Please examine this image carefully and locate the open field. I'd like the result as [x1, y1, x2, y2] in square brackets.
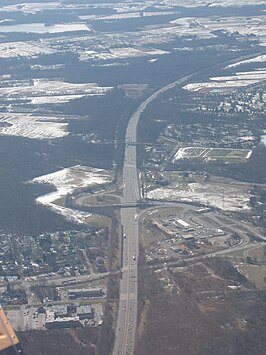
[238, 264, 266, 290]
[246, 245, 266, 263]
[173, 147, 252, 163]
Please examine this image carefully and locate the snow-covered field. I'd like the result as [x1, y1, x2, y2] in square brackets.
[80, 47, 169, 62]
[169, 14, 266, 45]
[0, 79, 113, 105]
[0, 23, 90, 34]
[0, 113, 68, 139]
[85, 11, 175, 21]
[226, 55, 266, 69]
[0, 2, 62, 13]
[35, 10, 264, 66]
[147, 182, 251, 211]
[197, 15, 266, 46]
[30, 165, 112, 223]
[0, 41, 54, 58]
[162, 0, 266, 7]
[30, 64, 65, 71]
[183, 70, 266, 93]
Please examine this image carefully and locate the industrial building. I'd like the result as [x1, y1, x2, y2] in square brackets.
[77, 305, 93, 320]
[68, 288, 104, 299]
[50, 305, 68, 317]
[176, 219, 190, 228]
[182, 234, 195, 241]
[45, 310, 81, 329]
[45, 317, 82, 329]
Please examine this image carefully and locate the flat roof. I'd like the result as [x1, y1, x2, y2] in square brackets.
[68, 288, 102, 293]
[77, 305, 92, 314]
[182, 234, 194, 240]
[176, 219, 190, 227]
[50, 305, 68, 315]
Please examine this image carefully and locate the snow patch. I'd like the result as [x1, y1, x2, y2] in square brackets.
[147, 183, 251, 212]
[30, 166, 112, 223]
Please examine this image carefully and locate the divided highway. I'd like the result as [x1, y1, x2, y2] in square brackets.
[112, 73, 197, 355]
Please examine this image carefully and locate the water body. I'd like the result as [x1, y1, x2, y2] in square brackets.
[0, 23, 90, 33]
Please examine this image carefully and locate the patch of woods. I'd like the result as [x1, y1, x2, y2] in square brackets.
[18, 327, 99, 355]
[135, 256, 266, 355]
